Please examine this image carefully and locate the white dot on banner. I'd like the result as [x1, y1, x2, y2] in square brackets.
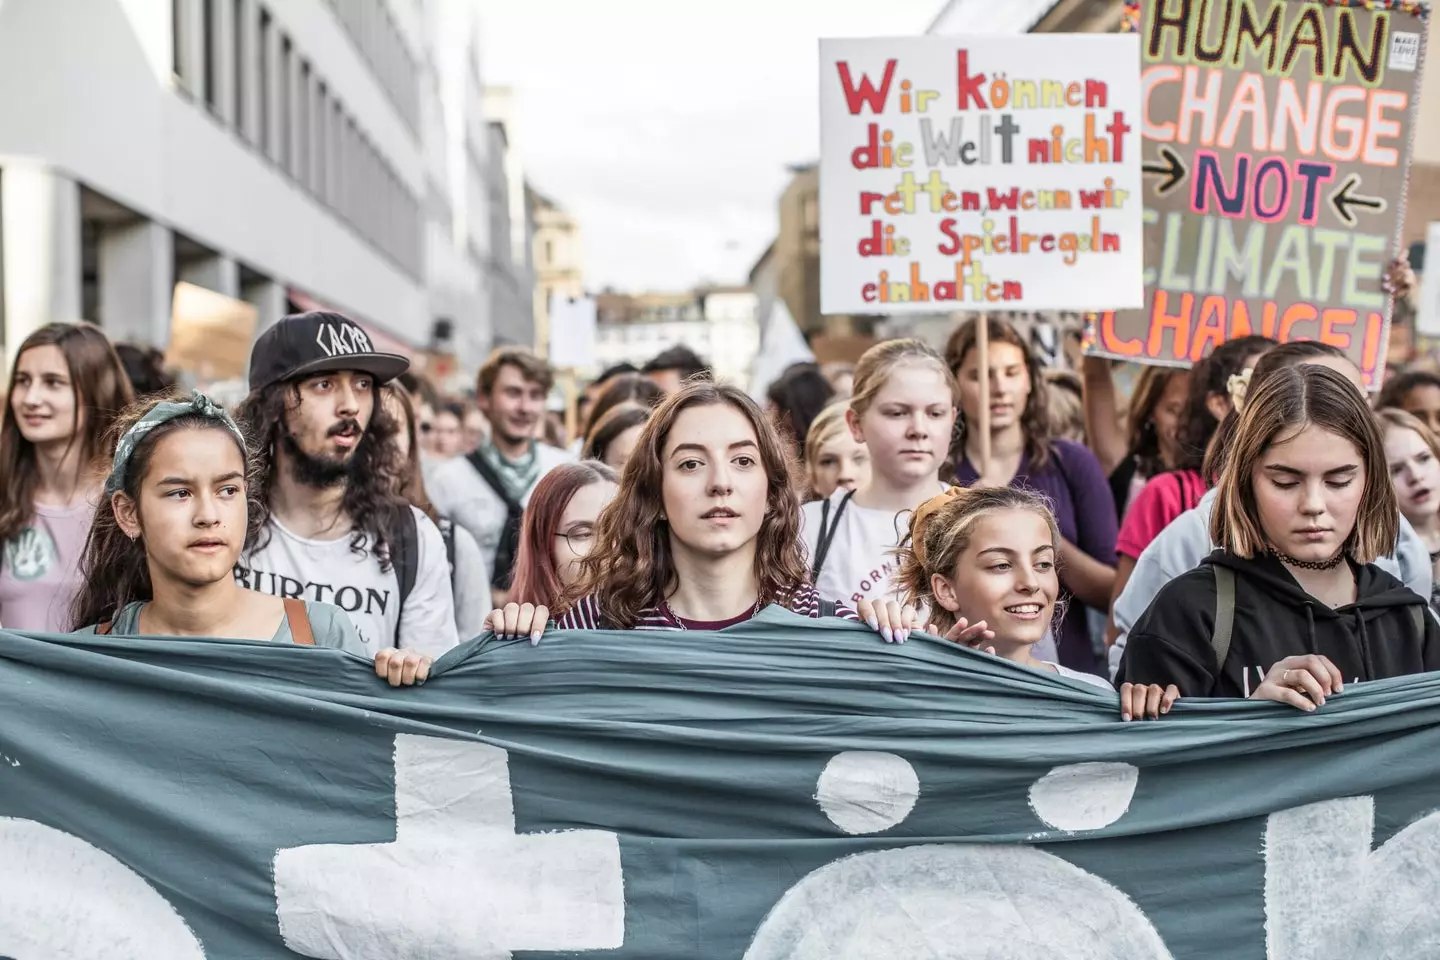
[815, 751, 920, 835]
[1028, 762, 1139, 832]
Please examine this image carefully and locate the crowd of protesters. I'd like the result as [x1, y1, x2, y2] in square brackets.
[2, 259, 1438, 716]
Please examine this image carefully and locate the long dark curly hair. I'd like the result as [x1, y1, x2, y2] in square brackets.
[237, 379, 411, 570]
[70, 395, 266, 629]
[565, 382, 810, 627]
[1174, 334, 1275, 472]
[944, 315, 1052, 470]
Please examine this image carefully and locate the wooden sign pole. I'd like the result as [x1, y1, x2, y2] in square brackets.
[975, 316, 992, 482]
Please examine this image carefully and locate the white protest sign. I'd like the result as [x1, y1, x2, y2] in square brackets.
[548, 294, 598, 370]
[1418, 222, 1440, 337]
[819, 35, 1144, 315]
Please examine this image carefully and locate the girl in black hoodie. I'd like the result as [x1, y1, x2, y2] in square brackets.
[1118, 364, 1440, 711]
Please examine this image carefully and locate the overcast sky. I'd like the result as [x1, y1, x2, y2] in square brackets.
[475, 0, 944, 293]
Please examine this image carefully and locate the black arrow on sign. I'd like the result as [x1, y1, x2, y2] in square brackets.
[1329, 174, 1386, 226]
[1141, 146, 1187, 195]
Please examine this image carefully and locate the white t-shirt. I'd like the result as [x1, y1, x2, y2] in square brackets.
[1046, 661, 1115, 691]
[425, 443, 573, 574]
[800, 491, 912, 607]
[235, 507, 459, 658]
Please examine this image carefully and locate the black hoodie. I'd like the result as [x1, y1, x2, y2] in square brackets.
[1118, 550, 1440, 698]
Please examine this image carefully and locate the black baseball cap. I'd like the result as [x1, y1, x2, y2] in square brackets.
[248, 311, 410, 393]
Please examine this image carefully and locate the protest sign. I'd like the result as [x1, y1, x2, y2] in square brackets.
[1087, 0, 1428, 386]
[5, 610, 1440, 958]
[1418, 221, 1440, 336]
[819, 35, 1145, 315]
[165, 282, 258, 383]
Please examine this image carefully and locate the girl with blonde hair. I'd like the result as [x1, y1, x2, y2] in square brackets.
[802, 339, 957, 611]
[895, 485, 1174, 719]
[803, 401, 870, 501]
[1378, 407, 1440, 617]
[946, 316, 1116, 675]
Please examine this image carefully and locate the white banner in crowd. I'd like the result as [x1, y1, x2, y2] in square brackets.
[549, 294, 598, 370]
[1419, 222, 1440, 338]
[819, 34, 1144, 315]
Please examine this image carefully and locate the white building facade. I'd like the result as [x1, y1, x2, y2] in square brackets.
[0, 0, 530, 369]
[593, 287, 760, 386]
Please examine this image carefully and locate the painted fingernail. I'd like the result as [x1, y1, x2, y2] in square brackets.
[1122, 713, 1131, 722]
[882, 627, 895, 643]
[867, 618, 879, 631]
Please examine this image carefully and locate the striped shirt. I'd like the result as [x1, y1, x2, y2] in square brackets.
[557, 586, 859, 630]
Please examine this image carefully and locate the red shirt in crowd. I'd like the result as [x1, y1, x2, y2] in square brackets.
[1115, 469, 1208, 561]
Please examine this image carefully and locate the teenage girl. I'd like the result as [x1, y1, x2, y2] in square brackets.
[1119, 365, 1440, 708]
[803, 401, 870, 502]
[0, 322, 134, 632]
[1378, 408, 1440, 618]
[947, 316, 1116, 674]
[69, 393, 429, 686]
[507, 461, 620, 615]
[895, 485, 1176, 720]
[488, 382, 914, 642]
[802, 339, 957, 612]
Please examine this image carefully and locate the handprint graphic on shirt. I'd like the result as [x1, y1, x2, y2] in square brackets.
[5, 527, 55, 582]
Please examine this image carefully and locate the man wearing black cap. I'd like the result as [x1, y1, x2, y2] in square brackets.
[234, 311, 458, 656]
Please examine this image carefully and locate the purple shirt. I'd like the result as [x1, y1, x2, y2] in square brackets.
[953, 438, 1118, 674]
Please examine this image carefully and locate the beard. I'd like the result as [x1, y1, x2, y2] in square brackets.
[281, 421, 364, 489]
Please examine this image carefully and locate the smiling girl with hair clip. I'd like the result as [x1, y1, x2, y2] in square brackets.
[895, 485, 1176, 720]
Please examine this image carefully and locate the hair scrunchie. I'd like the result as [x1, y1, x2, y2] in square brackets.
[1227, 368, 1254, 414]
[909, 486, 967, 570]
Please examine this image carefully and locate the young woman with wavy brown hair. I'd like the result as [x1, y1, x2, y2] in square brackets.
[486, 382, 914, 642]
[0, 322, 133, 631]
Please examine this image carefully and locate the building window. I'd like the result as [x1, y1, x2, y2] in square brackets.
[202, 0, 217, 110]
[257, 9, 271, 153]
[278, 36, 291, 172]
[297, 61, 311, 186]
[232, 0, 244, 129]
[316, 84, 329, 201]
[172, 0, 185, 79]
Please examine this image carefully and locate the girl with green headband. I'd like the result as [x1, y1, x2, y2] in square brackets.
[69, 392, 431, 687]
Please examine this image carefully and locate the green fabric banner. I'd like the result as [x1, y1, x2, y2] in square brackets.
[2, 605, 1439, 958]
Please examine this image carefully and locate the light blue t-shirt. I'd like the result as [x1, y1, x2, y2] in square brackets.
[74, 599, 367, 657]
[1109, 488, 1434, 679]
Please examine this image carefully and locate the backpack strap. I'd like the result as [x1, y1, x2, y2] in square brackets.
[438, 517, 458, 587]
[465, 450, 526, 589]
[391, 510, 419, 648]
[811, 490, 856, 579]
[1211, 564, 1236, 672]
[1410, 602, 1425, 640]
[284, 598, 315, 646]
[818, 598, 838, 618]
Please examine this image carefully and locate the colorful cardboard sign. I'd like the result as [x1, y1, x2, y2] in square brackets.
[1087, 0, 1429, 386]
[819, 35, 1146, 315]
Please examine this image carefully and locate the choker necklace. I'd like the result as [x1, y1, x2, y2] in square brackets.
[1430, 548, 1440, 563]
[1270, 548, 1347, 571]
